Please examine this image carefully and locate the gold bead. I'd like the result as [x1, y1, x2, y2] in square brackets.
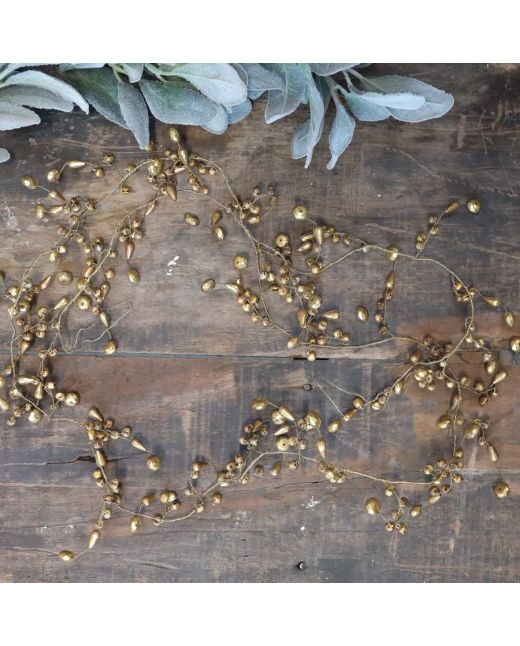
[130, 516, 141, 533]
[68, 160, 86, 169]
[28, 408, 43, 424]
[76, 294, 92, 311]
[212, 492, 223, 505]
[20, 175, 38, 190]
[464, 421, 479, 439]
[488, 444, 499, 462]
[275, 435, 290, 451]
[58, 550, 75, 562]
[386, 245, 399, 262]
[128, 268, 140, 285]
[131, 437, 147, 452]
[88, 529, 100, 549]
[327, 419, 341, 433]
[103, 339, 117, 355]
[356, 306, 369, 322]
[493, 481, 510, 499]
[201, 278, 216, 293]
[365, 497, 381, 515]
[467, 198, 481, 214]
[410, 505, 422, 517]
[316, 438, 327, 459]
[292, 204, 308, 220]
[184, 212, 199, 226]
[510, 336, 520, 353]
[57, 271, 73, 285]
[252, 397, 268, 410]
[275, 232, 289, 248]
[64, 392, 80, 407]
[168, 127, 180, 143]
[147, 455, 161, 471]
[233, 254, 248, 270]
[47, 169, 61, 183]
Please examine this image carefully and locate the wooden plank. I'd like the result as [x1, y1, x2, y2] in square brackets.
[0, 355, 518, 582]
[1, 63, 519, 357]
[1, 63, 520, 582]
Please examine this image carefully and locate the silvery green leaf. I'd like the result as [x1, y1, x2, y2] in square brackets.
[59, 64, 106, 72]
[241, 64, 283, 100]
[231, 64, 247, 86]
[117, 64, 144, 83]
[290, 69, 326, 167]
[309, 64, 357, 76]
[117, 82, 149, 149]
[226, 99, 252, 124]
[201, 103, 228, 134]
[327, 98, 356, 170]
[0, 64, 45, 82]
[0, 100, 40, 130]
[360, 91, 424, 110]
[0, 86, 74, 111]
[140, 79, 217, 125]
[167, 64, 247, 106]
[3, 71, 89, 112]
[65, 68, 126, 127]
[342, 89, 390, 121]
[265, 64, 306, 124]
[0, 147, 10, 163]
[359, 75, 454, 122]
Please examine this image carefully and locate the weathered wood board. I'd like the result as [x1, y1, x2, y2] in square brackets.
[0, 63, 519, 581]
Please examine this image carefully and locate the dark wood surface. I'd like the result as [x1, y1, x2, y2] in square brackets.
[1, 63, 520, 582]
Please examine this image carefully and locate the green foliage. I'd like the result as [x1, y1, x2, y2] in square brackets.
[0, 63, 454, 167]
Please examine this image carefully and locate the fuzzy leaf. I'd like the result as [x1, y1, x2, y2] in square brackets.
[0, 64, 45, 82]
[0, 147, 10, 163]
[202, 103, 228, 134]
[265, 64, 306, 124]
[342, 89, 390, 121]
[327, 96, 356, 170]
[360, 91, 425, 110]
[140, 79, 217, 125]
[359, 75, 454, 122]
[309, 64, 357, 76]
[291, 75, 329, 166]
[117, 82, 149, 149]
[3, 71, 88, 112]
[167, 64, 246, 106]
[117, 64, 144, 83]
[0, 100, 40, 130]
[59, 64, 106, 72]
[241, 64, 284, 100]
[226, 99, 252, 124]
[65, 68, 126, 126]
[0, 86, 74, 111]
[231, 64, 248, 86]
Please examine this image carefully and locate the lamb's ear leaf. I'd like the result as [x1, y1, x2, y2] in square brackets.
[117, 82, 149, 149]
[0, 86, 74, 111]
[309, 64, 358, 76]
[341, 87, 391, 121]
[264, 64, 306, 123]
[167, 64, 247, 106]
[64, 68, 126, 126]
[358, 75, 454, 122]
[117, 64, 144, 83]
[140, 79, 217, 125]
[201, 103, 229, 134]
[241, 64, 284, 99]
[0, 147, 10, 163]
[327, 96, 356, 170]
[3, 70, 89, 112]
[226, 99, 252, 124]
[0, 100, 40, 130]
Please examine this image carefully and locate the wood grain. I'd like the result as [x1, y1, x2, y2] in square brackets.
[1, 63, 520, 581]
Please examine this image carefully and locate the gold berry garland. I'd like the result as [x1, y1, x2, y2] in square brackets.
[1, 127, 518, 565]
